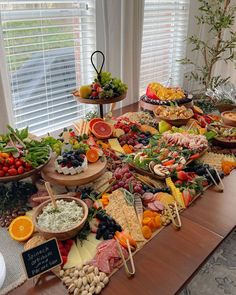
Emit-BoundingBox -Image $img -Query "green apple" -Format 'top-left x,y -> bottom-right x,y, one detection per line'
79,85 -> 92,98
159,120 -> 172,134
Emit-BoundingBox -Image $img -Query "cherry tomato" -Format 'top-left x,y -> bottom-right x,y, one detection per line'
0,170 -> 5,177
5,157 -> 15,166
0,158 -> 5,165
15,160 -> 23,168
17,166 -> 24,174
3,166 -> 9,173
0,165 -> 3,170
8,168 -> 18,176
24,162 -> 32,169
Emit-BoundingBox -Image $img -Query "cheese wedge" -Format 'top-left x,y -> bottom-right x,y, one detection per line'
86,233 -> 102,246
108,138 -> 124,155
63,241 -> 83,269
76,239 -> 93,264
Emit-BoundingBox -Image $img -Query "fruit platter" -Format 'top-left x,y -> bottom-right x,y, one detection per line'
1,80 -> 236,295
0,126 -> 50,182
73,51 -> 127,117
139,82 -> 193,112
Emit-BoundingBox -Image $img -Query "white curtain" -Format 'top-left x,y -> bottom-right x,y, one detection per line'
96,0 -> 144,109
0,22 -> 13,133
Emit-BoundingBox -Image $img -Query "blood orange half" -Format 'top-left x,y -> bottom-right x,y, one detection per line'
92,121 -> 112,139
89,118 -> 104,132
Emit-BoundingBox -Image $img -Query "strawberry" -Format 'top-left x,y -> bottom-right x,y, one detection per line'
176,171 -> 193,181
182,190 -> 192,207
92,83 -> 100,90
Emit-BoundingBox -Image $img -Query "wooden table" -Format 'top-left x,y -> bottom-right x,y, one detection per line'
9,104 -> 236,295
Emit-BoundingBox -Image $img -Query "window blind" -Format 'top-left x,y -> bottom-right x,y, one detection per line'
140,0 -> 190,94
0,0 -> 96,135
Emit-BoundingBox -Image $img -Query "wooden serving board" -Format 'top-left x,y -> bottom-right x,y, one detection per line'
41,158 -> 107,187
73,93 -> 126,105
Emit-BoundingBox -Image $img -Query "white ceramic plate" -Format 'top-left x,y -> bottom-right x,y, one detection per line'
0,252 -> 6,289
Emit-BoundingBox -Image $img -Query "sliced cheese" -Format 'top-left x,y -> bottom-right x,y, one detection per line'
76,239 -> 94,264
82,240 -> 98,259
63,241 -> 83,269
86,233 -> 102,246
108,138 -> 124,155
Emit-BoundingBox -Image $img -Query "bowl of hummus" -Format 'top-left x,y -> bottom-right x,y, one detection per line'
222,111 -> 236,127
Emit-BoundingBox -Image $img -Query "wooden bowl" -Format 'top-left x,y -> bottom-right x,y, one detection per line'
153,106 -> 194,126
0,156 -> 51,183
221,111 -> 236,127
216,104 -> 236,113
32,196 -> 88,240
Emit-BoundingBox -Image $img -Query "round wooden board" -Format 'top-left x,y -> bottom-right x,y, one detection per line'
41,158 -> 107,186
73,93 -> 126,105
0,157 -> 51,183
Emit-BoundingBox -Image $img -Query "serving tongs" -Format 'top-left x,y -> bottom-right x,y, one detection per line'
116,238 -> 135,277
165,202 -> 182,230
206,168 -> 224,192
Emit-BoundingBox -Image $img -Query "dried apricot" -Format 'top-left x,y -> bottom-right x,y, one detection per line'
154,215 -> 162,228
142,217 -> 152,225
142,225 -> 152,239
143,210 -> 154,218
147,219 -> 156,232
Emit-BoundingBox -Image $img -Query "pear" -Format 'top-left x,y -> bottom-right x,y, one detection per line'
159,120 -> 172,134
79,85 -> 92,98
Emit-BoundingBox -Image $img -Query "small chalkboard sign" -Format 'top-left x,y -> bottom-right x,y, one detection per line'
21,238 -> 62,279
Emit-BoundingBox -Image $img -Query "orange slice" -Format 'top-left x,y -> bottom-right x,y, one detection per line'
9,216 -> 34,242
86,148 -> 99,163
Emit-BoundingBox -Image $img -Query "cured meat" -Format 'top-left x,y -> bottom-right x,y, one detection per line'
91,239 -> 128,274
142,192 -> 155,205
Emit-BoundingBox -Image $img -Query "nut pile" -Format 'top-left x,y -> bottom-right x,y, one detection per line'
60,264 -> 109,295
160,204 -> 180,226
0,208 -> 27,227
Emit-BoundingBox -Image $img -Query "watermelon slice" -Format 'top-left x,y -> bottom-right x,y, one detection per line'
89,118 -> 104,132
92,121 -> 112,139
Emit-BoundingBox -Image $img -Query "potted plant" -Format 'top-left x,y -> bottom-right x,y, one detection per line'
180,0 -> 236,113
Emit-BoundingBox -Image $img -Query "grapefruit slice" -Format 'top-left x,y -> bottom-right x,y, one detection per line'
92,121 -> 112,139
89,118 -> 104,132
9,216 -> 34,242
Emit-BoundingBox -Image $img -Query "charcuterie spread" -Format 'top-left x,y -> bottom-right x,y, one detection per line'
1,81 -> 236,295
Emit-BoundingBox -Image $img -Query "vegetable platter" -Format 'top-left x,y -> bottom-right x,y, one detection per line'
0,126 -> 51,182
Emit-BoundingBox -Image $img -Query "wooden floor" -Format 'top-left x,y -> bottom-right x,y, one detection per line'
10,103 -> 236,295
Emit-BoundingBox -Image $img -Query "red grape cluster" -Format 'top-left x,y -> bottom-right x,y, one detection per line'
119,133 -> 139,146
111,165 -> 144,194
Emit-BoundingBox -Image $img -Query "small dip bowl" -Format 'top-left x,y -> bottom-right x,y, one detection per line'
32,196 -> 88,240
222,111 -> 236,127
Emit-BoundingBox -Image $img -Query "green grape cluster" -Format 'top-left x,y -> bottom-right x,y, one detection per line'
72,142 -> 89,153
53,141 -> 63,155
112,77 -> 128,94
95,72 -> 112,86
